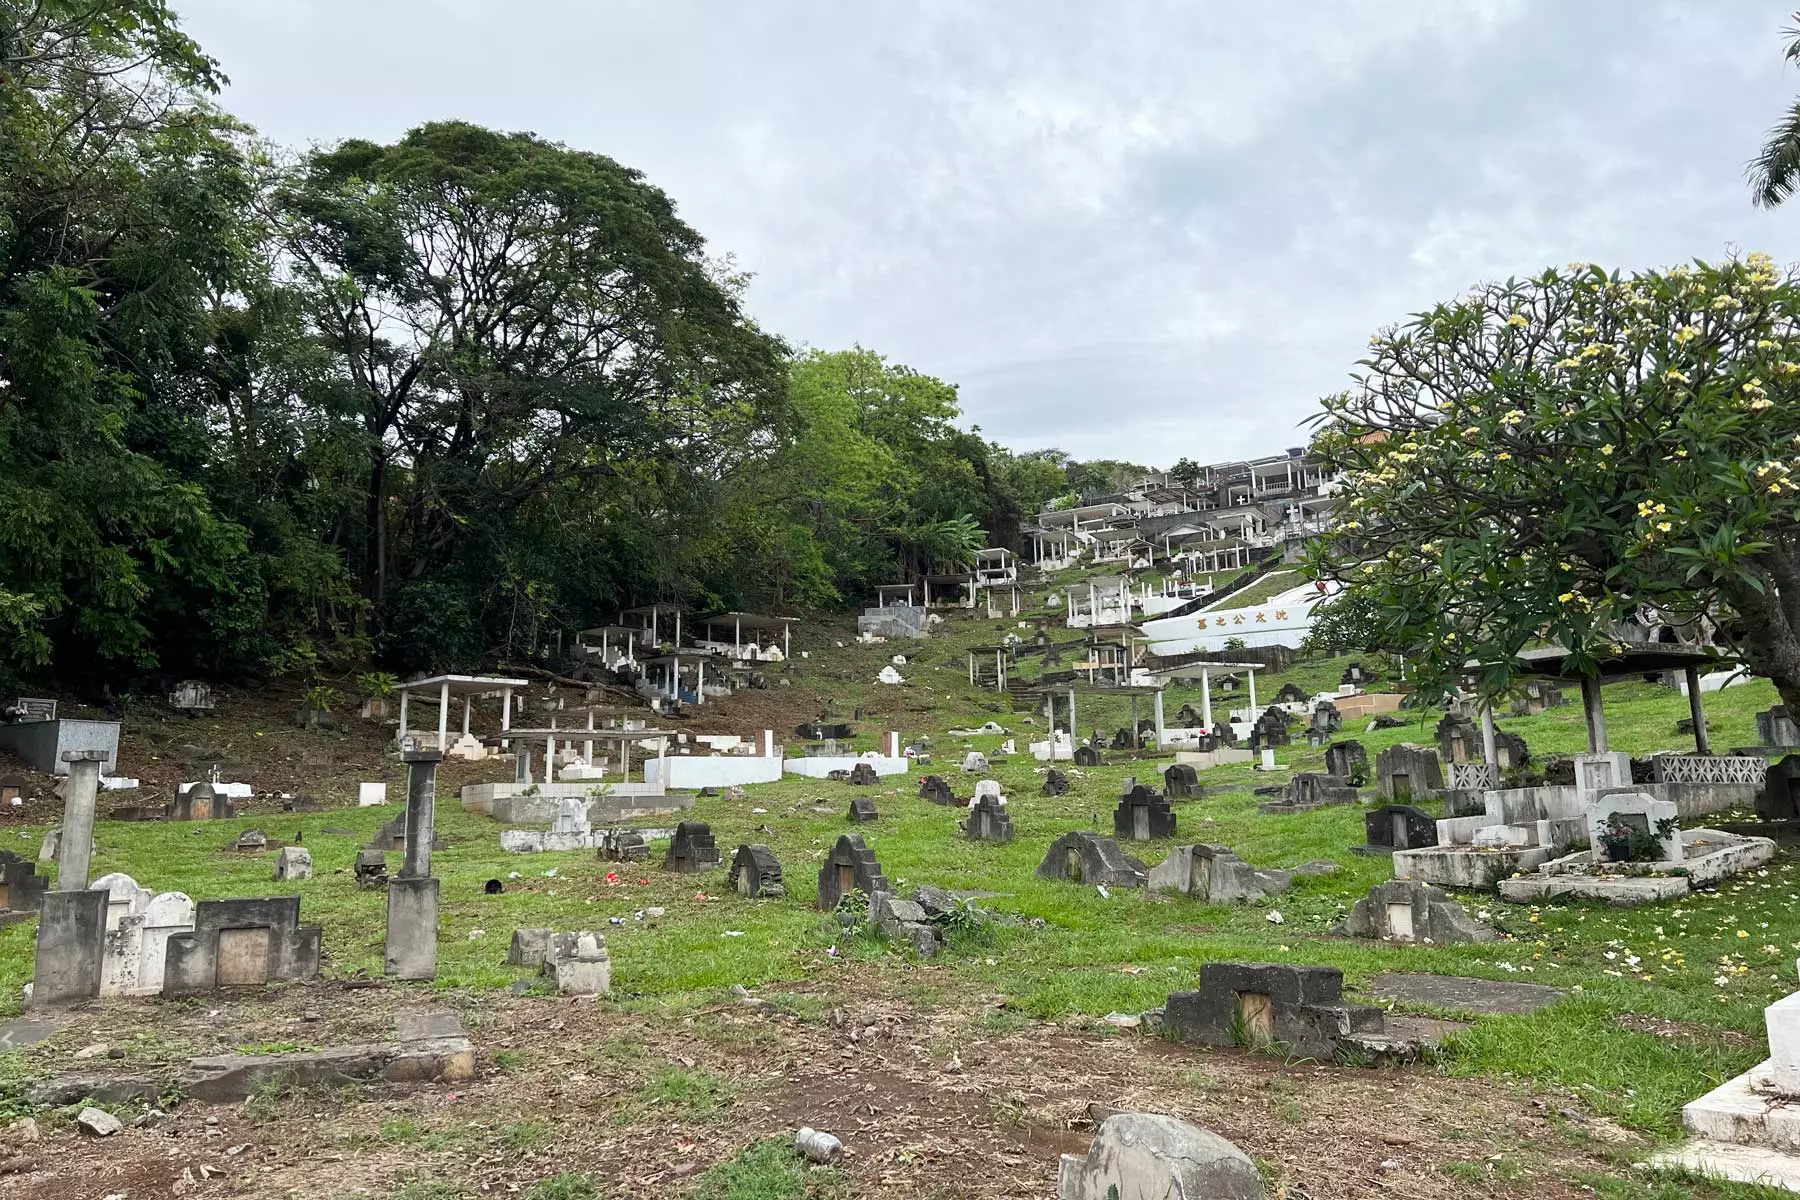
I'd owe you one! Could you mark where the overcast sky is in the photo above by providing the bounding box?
[178,1,1800,464]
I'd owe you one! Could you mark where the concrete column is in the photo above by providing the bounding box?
[1130,695,1140,749]
[397,688,410,745]
[1068,688,1077,745]
[697,659,706,705]
[1686,664,1711,754]
[763,729,775,757]
[400,749,440,879]
[1153,689,1165,748]
[1480,704,1498,766]
[1581,675,1608,753]
[500,686,512,750]
[461,698,471,738]
[1247,669,1257,716]
[55,750,105,891]
[436,681,450,751]
[1201,668,1213,731]
[1045,693,1055,734]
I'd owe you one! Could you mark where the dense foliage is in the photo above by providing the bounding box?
[0,1,1104,683]
[1311,255,1800,710]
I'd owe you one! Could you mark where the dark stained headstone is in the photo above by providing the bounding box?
[1759,707,1800,749]
[0,850,48,916]
[1041,768,1071,797]
[965,795,1014,843]
[728,844,786,899]
[1376,743,1444,802]
[164,896,322,995]
[664,821,720,872]
[1435,713,1479,765]
[1036,832,1147,888]
[1323,741,1369,786]
[848,762,879,786]
[1073,745,1101,767]
[847,796,879,823]
[816,834,889,910]
[1113,779,1177,841]
[918,775,957,806]
[1761,755,1800,821]
[1161,962,1389,1060]
[1355,804,1439,854]
[1162,763,1201,799]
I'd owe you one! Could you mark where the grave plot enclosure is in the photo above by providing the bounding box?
[164,897,322,994]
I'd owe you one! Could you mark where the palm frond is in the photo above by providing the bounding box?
[1750,99,1800,208]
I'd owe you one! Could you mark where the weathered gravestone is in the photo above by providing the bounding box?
[1274,683,1308,705]
[816,834,890,909]
[1175,703,1203,728]
[1162,763,1200,800]
[173,781,234,822]
[1057,1113,1262,1200]
[966,794,1014,843]
[273,846,313,882]
[1148,844,1293,904]
[1353,804,1439,855]
[1589,792,1682,865]
[384,749,441,981]
[728,844,786,898]
[1435,713,1479,764]
[354,848,388,889]
[1324,740,1369,786]
[1760,706,1800,750]
[664,821,720,872]
[598,830,649,861]
[542,931,610,996]
[1342,662,1367,685]
[1762,755,1800,821]
[1249,707,1291,751]
[1377,743,1444,802]
[1113,780,1176,841]
[164,896,322,995]
[1493,729,1530,770]
[847,796,879,823]
[506,928,554,968]
[232,829,268,852]
[961,752,989,773]
[848,762,879,786]
[1042,768,1071,797]
[1162,962,1393,1060]
[1289,772,1358,806]
[93,873,195,998]
[918,775,957,806]
[1335,880,1497,944]
[1310,702,1343,738]
[1072,745,1101,767]
[0,850,48,921]
[1036,832,1147,889]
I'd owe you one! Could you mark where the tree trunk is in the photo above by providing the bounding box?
[367,451,388,616]
[1720,572,1800,713]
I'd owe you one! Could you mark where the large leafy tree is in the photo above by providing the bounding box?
[0,0,303,678]
[277,122,789,663]
[1311,254,1800,709]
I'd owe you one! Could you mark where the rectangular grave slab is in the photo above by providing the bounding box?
[1162,962,1388,1060]
[32,888,108,1006]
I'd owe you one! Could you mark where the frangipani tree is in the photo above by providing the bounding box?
[1309,254,1800,709]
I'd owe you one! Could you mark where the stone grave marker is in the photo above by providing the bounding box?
[1042,768,1071,797]
[1762,755,1800,821]
[1162,962,1392,1060]
[1036,832,1147,888]
[664,821,720,871]
[728,844,786,898]
[848,762,879,786]
[232,829,268,852]
[1058,1113,1261,1200]
[354,848,389,888]
[1148,844,1293,904]
[1162,763,1200,800]
[847,796,879,823]
[1590,791,1681,864]
[965,794,1014,843]
[1353,804,1438,855]
[1113,779,1176,841]
[164,896,321,994]
[918,775,957,806]
[1376,743,1444,802]
[816,833,890,910]
[1072,745,1101,767]
[1324,740,1369,785]
[598,829,650,861]
[384,749,441,981]
[1435,713,1479,764]
[507,928,554,968]
[1335,880,1497,943]
[173,781,234,822]
[1760,706,1800,750]
[542,931,610,996]
[274,846,313,881]
[0,850,48,921]
[961,751,989,773]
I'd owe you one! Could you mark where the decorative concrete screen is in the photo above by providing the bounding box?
[1649,755,1767,786]
[1447,762,1500,791]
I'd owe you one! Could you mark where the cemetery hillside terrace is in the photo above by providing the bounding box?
[18,4,1800,1200]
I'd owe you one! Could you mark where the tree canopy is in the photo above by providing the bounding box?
[1311,254,1800,709]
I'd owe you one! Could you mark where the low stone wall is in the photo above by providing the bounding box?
[460,782,686,824]
[643,755,783,790]
[783,755,910,779]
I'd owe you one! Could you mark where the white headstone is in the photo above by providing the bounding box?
[358,782,387,807]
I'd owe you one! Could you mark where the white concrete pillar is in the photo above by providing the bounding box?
[1202,668,1213,731]
[763,729,775,757]
[1247,669,1257,715]
[461,697,471,738]
[697,659,706,705]
[1480,704,1498,766]
[437,681,450,751]
[397,687,410,745]
[1154,689,1165,748]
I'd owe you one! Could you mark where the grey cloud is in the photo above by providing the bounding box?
[177,0,1800,460]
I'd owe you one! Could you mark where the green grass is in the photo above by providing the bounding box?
[1,584,1794,1193]
[687,1139,841,1200]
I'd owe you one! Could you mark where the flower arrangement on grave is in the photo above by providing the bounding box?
[1599,812,1681,864]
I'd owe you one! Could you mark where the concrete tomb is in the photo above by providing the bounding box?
[1058,1113,1262,1200]
[91,873,196,998]
[1249,706,1291,751]
[232,829,268,852]
[664,820,720,872]
[728,844,787,898]
[1036,832,1148,889]
[1148,844,1293,904]
[1162,763,1201,799]
[1073,745,1101,767]
[597,830,650,861]
[965,794,1014,843]
[919,774,957,806]
[816,833,890,910]
[1376,743,1444,802]
[163,895,321,995]
[961,751,989,773]
[274,846,313,882]
[1042,768,1071,797]
[1324,740,1369,786]
[848,762,879,786]
[1113,779,1176,841]
[1162,962,1401,1062]
[506,928,554,968]
[843,796,877,823]
[542,931,610,996]
[500,797,600,853]
[1656,984,1800,1189]
[1498,789,1776,905]
[1335,880,1498,943]
[1353,804,1439,856]
[1310,701,1343,738]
